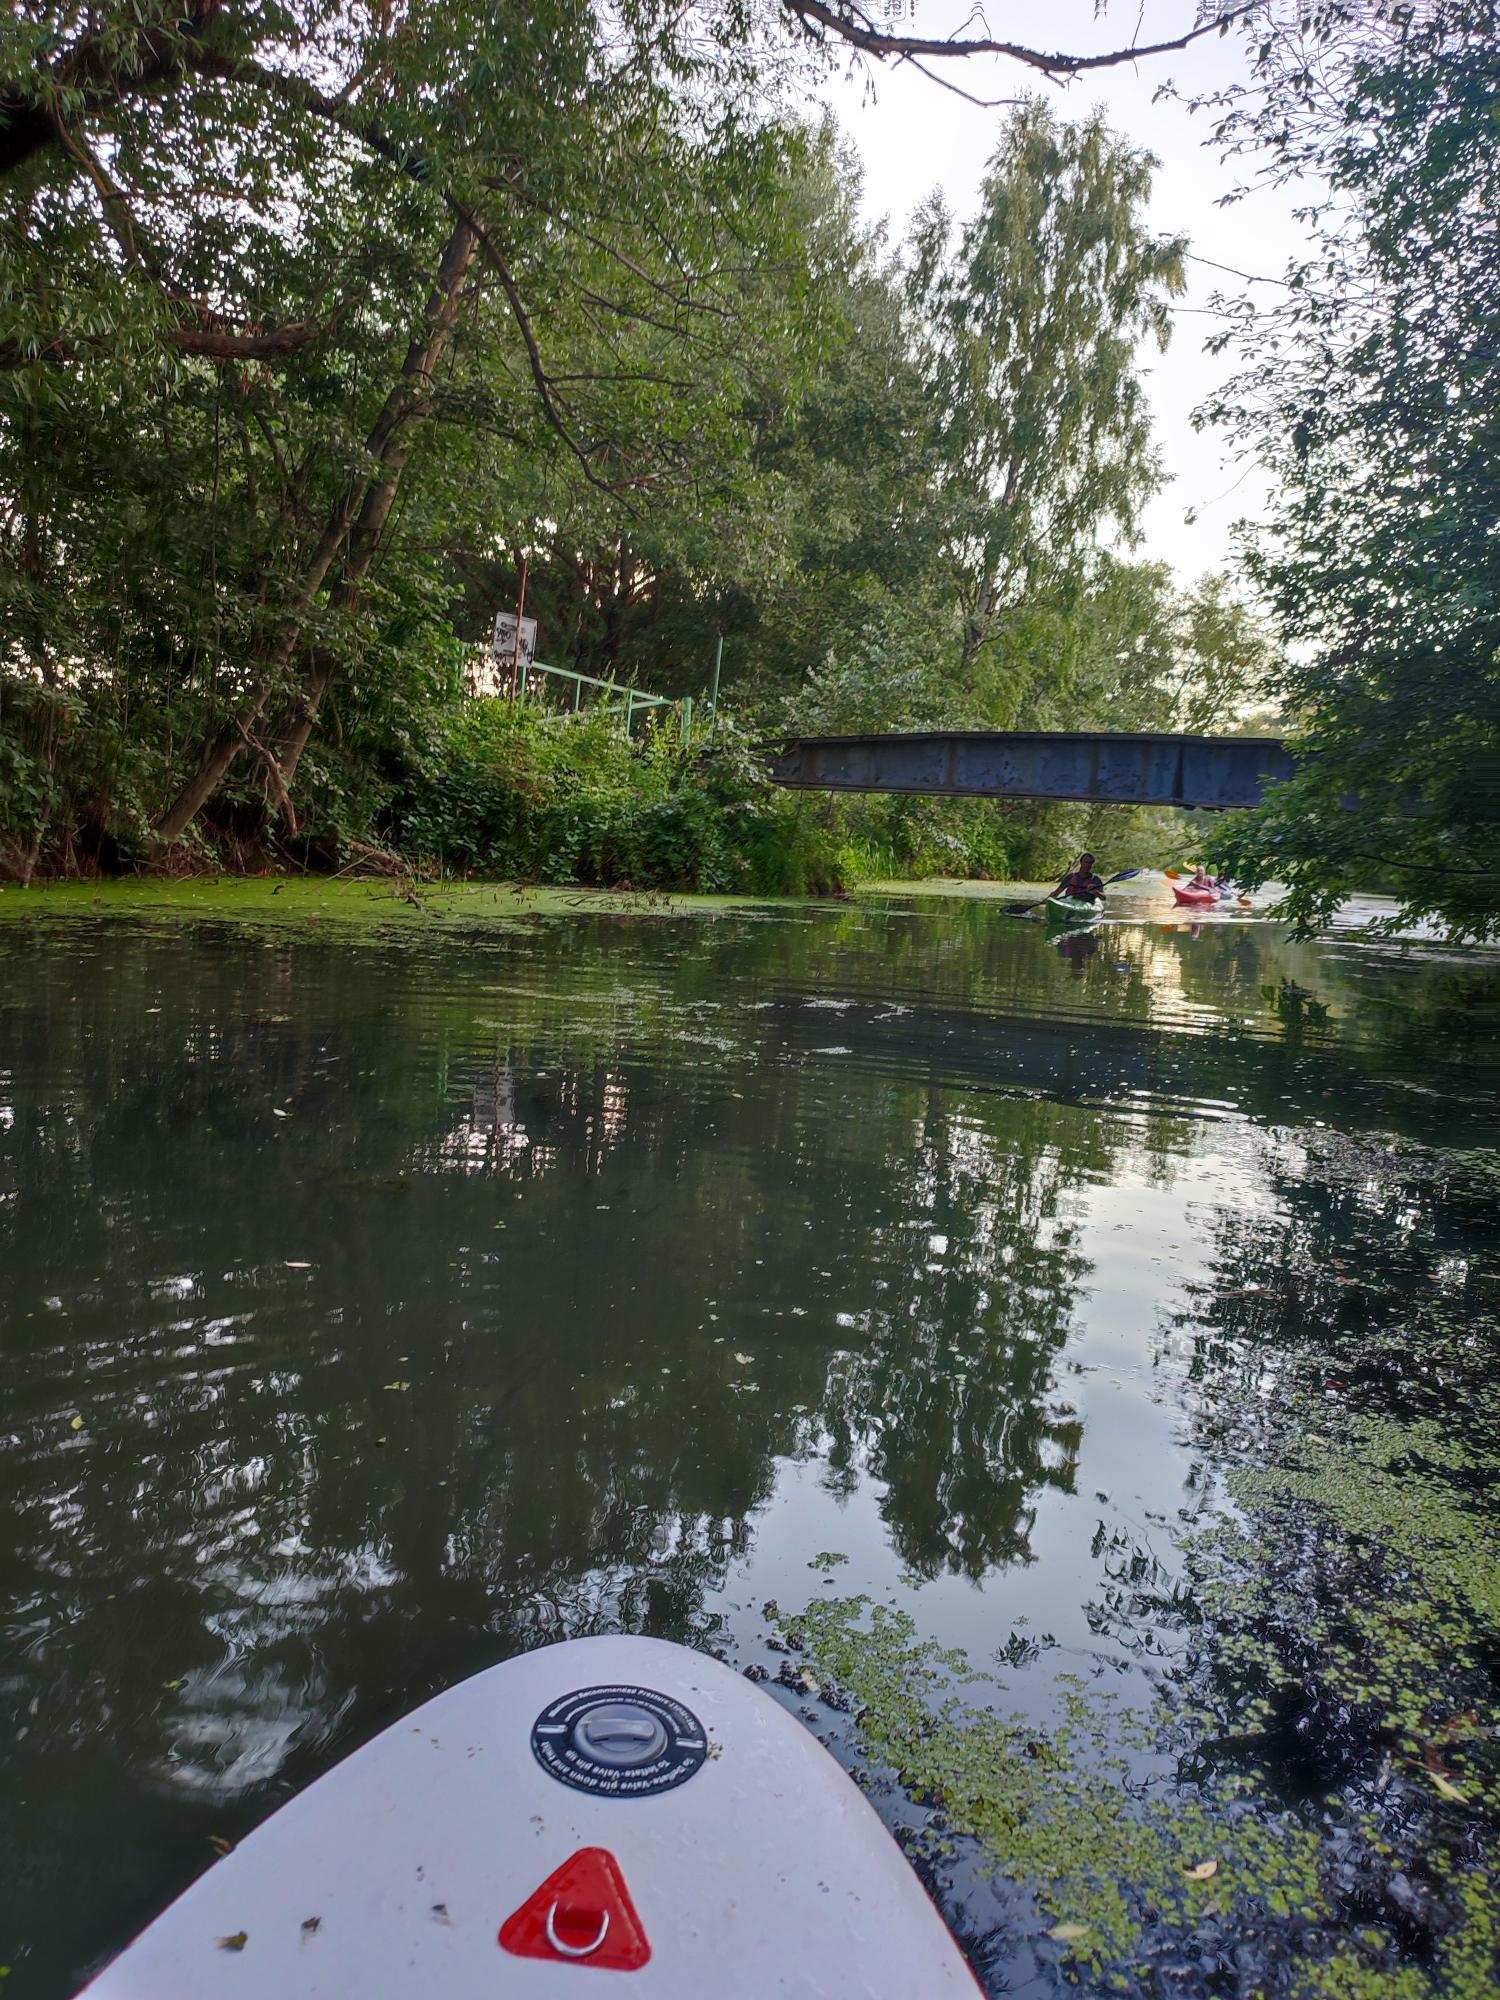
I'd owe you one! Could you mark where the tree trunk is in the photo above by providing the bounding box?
[272,218,480,796]
[151,215,480,844]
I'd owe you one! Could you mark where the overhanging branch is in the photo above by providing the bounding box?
[779,0,1255,77]
[0,316,326,370]
[450,197,635,502]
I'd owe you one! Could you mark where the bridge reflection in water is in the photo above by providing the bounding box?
[767,730,1295,810]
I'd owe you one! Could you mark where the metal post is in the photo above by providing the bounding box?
[624,690,635,737]
[511,556,528,699]
[518,659,528,700]
[682,696,693,741]
[709,629,723,740]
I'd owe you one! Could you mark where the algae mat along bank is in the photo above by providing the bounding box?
[2,878,1499,1998]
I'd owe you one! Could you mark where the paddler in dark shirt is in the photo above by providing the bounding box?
[1056,852,1105,903]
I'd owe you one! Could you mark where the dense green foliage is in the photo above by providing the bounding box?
[1202,0,1500,938]
[0,0,821,873]
[0,0,1271,888]
[6,4,1495,923]
[395,702,848,895]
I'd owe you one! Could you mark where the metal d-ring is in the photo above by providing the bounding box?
[545,1901,611,1958]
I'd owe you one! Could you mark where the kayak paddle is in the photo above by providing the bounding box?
[1001,867,1143,917]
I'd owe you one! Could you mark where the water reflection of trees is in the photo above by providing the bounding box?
[816,1098,1089,1579]
[2,925,1113,1804]
[1081,1118,1499,1675]
[3,909,1495,1994]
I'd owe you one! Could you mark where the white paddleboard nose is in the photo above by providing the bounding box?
[83,1634,982,1996]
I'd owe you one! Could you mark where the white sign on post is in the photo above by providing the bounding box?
[492,611,538,671]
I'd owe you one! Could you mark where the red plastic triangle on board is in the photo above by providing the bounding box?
[499,1846,651,1972]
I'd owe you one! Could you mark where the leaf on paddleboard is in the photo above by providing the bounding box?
[301,1917,321,1936]
[431,1904,452,1925]
[207,1836,233,1857]
[217,1932,248,1952]
[1184,1859,1220,1881]
[1046,1924,1091,1942]
[69,1415,84,1431]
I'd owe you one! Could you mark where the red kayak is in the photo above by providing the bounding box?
[1172,884,1224,907]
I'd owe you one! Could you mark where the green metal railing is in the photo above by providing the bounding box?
[514,657,697,739]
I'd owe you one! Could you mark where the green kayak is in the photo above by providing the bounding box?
[1044,894,1103,926]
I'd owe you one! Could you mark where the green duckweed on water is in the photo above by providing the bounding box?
[0,875,763,932]
[775,1301,1500,1996]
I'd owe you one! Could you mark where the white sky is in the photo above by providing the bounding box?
[819,0,1309,586]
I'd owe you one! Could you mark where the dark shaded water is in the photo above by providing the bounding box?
[2,891,1498,1995]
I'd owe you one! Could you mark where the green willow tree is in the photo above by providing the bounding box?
[442,121,941,706]
[0,1,820,860]
[1203,0,1500,937]
[907,102,1184,676]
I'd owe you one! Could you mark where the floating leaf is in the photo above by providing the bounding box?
[69,1415,84,1431]
[1421,1743,1469,1800]
[382,1381,411,1392]
[1046,1924,1090,1942]
[1184,1859,1219,1881]
[284,1261,312,1270]
[208,1836,233,1857]
[217,1932,248,1952]
[733,1352,754,1365]
[272,1109,290,1119]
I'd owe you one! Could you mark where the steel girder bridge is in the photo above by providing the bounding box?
[765,730,1294,811]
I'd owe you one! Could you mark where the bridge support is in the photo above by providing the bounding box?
[766,731,1295,811]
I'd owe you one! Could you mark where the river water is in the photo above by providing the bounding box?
[2,885,1498,1996]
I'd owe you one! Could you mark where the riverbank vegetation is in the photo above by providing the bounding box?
[2,2,1495,934]
[2,0,1259,892]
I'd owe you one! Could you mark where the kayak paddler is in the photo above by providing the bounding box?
[1055,852,1106,904]
[1187,864,1220,893]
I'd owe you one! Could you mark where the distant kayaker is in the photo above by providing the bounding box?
[1187,864,1219,893]
[1056,853,1106,904]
